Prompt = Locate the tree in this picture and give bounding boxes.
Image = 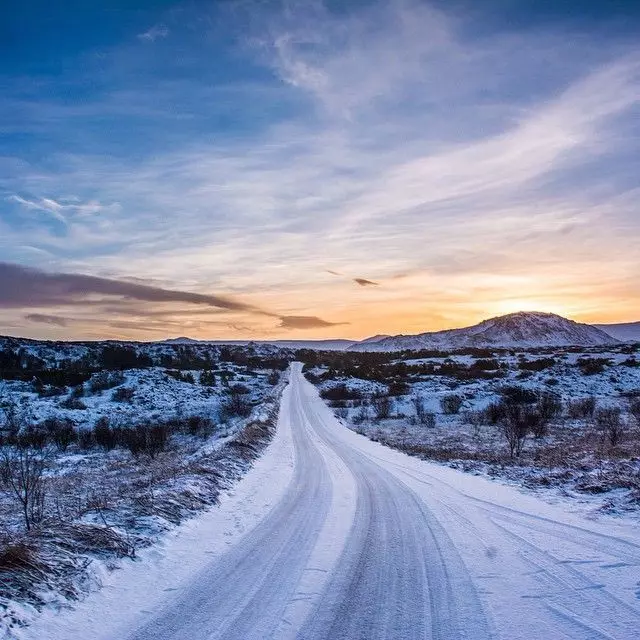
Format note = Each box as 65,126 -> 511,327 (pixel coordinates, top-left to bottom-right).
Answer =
595,406 -> 625,447
0,444 -> 50,531
499,403 -> 531,458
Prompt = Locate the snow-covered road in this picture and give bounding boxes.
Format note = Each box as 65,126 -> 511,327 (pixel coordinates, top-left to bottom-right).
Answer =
24,364 -> 640,639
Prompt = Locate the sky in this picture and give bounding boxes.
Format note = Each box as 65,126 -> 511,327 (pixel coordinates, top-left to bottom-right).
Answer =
1,0 -> 639,341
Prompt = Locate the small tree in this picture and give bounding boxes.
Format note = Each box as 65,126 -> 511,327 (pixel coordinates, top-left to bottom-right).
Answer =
0,444 -> 50,531
499,403 -> 531,458
595,406 -> 625,447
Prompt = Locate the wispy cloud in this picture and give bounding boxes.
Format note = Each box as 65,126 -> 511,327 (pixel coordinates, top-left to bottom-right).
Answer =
137,23 -> 169,42
278,315 -> 348,330
24,313 -> 70,327
7,194 -> 114,224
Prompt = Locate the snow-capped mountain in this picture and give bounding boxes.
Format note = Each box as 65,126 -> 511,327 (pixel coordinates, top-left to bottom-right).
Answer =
349,312 -> 619,352
594,322 -> 640,343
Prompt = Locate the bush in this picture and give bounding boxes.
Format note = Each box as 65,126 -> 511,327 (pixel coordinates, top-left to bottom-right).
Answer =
594,406 -> 626,447
88,370 -> 125,394
498,385 -> 538,405
185,415 -> 215,437
77,429 -> 94,450
59,396 -> 87,410
518,358 -> 556,372
412,395 -> 436,427
220,390 -> 252,420
440,393 -> 463,415
93,417 -> 117,451
566,396 -> 597,419
372,396 -> 393,420
320,384 -> 363,402
577,357 -> 609,376
0,445 -> 50,531
112,387 -> 135,402
42,417 -> 76,452
498,403 -> 533,458
536,391 -> 562,425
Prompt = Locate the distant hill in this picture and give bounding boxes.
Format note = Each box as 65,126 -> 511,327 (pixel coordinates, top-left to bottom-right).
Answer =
161,337 -> 356,351
348,311 -> 619,352
594,321 -> 640,343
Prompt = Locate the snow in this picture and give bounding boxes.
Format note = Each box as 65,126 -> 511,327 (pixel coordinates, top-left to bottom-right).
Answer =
12,365 -> 639,639
349,311 -> 622,351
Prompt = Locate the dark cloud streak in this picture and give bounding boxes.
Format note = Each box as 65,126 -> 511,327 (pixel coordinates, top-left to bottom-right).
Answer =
24,313 -> 69,327
0,261 -> 269,316
354,277 -> 379,287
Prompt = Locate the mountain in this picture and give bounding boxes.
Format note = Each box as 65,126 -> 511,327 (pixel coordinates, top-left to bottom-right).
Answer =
348,311 -> 619,352
162,337 -> 202,344
594,321 -> 640,343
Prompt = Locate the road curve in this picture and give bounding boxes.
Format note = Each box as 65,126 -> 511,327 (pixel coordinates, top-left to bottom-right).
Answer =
128,363 -> 640,640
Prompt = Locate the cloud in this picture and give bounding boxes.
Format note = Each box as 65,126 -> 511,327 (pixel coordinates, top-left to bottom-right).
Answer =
0,261 -> 269,315
24,313 -> 69,327
137,24 -> 169,42
354,278 -> 379,287
278,315 -> 348,330
7,194 -> 112,224
1,262 -> 343,333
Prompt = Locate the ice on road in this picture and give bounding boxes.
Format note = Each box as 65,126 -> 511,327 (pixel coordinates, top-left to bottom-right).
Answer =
26,364 -> 640,639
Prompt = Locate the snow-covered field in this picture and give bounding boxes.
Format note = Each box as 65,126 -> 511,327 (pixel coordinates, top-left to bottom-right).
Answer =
0,338 -> 287,633
14,364 -> 640,640
305,343 -> 640,518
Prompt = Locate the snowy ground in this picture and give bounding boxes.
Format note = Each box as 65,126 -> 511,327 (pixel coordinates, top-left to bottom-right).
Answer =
0,340 -> 287,634
305,343 -> 640,517
13,364 -> 640,640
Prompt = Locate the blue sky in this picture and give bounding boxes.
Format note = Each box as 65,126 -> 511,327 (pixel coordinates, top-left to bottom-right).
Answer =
1,0 -> 639,340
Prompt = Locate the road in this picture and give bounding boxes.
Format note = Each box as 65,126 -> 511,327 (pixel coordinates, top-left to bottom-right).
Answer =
125,363 -> 640,640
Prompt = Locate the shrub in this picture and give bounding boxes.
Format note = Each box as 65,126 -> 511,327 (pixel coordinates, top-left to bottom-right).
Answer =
0,445 -> 50,530
88,370 -> 125,394
59,396 -> 87,410
200,370 -> 217,386
536,391 -> 563,424
93,417 -> 117,451
412,394 -> 436,427
519,358 -> 556,372
185,415 -> 215,437
498,385 -> 538,405
577,357 -> 609,376
42,417 -> 76,452
388,380 -> 410,396
220,390 -> 252,420
594,406 -> 626,447
77,429 -> 94,450
372,395 -> 393,420
320,384 -> 363,402
498,403 -> 532,458
112,387 -> 135,402
566,396 -> 597,419
440,393 -> 463,415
